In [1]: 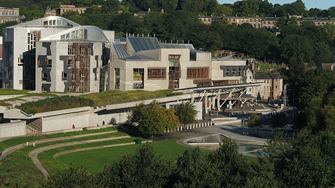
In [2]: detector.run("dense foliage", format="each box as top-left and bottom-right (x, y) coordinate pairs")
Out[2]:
(45, 129), (335, 187)
(18, 96), (94, 114)
(1, 1), (334, 67)
(127, 100), (180, 140)
(175, 101), (197, 125)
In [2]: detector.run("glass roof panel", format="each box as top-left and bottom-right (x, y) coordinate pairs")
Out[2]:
(128, 37), (161, 52)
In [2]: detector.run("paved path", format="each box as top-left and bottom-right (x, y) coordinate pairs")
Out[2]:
(0, 130), (118, 161)
(29, 136), (130, 178)
(53, 140), (152, 160)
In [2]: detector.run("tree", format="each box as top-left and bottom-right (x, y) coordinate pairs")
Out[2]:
(98, 143), (171, 187)
(248, 113), (263, 134)
(44, 163), (99, 188)
(293, 69), (335, 108)
(127, 101), (179, 140)
(264, 130), (335, 187)
(270, 112), (287, 130)
(164, 108), (180, 139)
(175, 101), (197, 126)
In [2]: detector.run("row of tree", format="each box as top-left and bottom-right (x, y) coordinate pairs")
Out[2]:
(44, 128), (335, 188)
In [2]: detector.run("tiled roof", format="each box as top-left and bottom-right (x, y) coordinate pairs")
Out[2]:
(255, 72), (272, 79)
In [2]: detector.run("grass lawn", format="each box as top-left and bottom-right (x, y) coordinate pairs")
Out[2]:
(55, 138), (196, 173)
(80, 89), (182, 106)
(0, 126), (118, 150)
(39, 137), (142, 175)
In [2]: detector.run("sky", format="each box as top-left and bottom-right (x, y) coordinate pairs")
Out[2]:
(217, 0), (333, 10)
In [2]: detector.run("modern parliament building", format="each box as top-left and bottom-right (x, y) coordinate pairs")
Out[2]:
(2, 16), (267, 96)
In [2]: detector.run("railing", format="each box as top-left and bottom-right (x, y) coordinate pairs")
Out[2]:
(20, 110), (33, 117)
(27, 121), (42, 132)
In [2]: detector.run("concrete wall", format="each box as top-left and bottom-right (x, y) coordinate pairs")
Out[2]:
(42, 110), (90, 132)
(0, 121), (26, 138)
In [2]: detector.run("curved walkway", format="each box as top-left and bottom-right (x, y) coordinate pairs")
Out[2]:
(29, 136), (130, 178)
(53, 140), (152, 160)
(0, 130), (118, 161)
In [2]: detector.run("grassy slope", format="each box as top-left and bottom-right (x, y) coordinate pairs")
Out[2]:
(39, 137), (141, 175)
(0, 131), (130, 187)
(0, 126), (117, 151)
(55, 138), (203, 173)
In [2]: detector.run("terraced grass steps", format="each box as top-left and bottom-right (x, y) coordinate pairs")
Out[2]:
(0, 130), (119, 160)
(29, 136), (131, 178)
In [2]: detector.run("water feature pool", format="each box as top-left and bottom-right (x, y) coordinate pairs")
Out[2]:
(186, 134), (266, 156)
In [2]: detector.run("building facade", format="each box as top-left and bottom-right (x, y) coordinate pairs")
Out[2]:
(2, 16), (114, 92)
(200, 15), (335, 29)
(0, 7), (20, 24)
(253, 72), (283, 100)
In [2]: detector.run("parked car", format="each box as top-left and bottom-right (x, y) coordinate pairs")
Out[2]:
(283, 124), (294, 131)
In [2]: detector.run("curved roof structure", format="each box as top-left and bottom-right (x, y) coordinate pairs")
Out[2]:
(40, 26), (110, 43)
(8, 16), (80, 28)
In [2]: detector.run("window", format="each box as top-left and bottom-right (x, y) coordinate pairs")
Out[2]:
(84, 56), (90, 68)
(46, 59), (52, 67)
(276, 79), (278, 83)
(27, 32), (36, 51)
(76, 60), (80, 69)
(133, 68), (144, 89)
(62, 72), (68, 81)
(88, 48), (92, 55)
(168, 55), (180, 67)
(238, 69), (241, 76)
(246, 19), (248, 23)
(81, 47), (85, 55)
(148, 68), (166, 79)
(67, 59), (73, 68)
(115, 68), (120, 89)
(232, 69), (235, 76)
(80, 71), (85, 81)
(68, 45), (73, 54)
(41, 72), (47, 81)
(187, 67), (209, 79)
(276, 86), (278, 89)
(204, 18), (206, 21)
(226, 69), (230, 76)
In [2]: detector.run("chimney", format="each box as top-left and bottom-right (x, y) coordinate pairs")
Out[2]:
(148, 34), (149, 37)
(154, 34), (155, 37)
(171, 40), (172, 44)
(182, 40), (184, 44)
(188, 40), (190, 44)
(165, 40), (167, 43)
(177, 40), (178, 44)
(137, 33), (139, 37)
(126, 32), (128, 38)
(142, 34), (144, 37)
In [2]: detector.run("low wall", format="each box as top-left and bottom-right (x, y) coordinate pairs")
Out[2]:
(0, 95), (25, 100)
(0, 121), (26, 138)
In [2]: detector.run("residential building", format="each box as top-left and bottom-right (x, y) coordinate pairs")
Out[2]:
(200, 15), (335, 29)
(254, 72), (283, 99)
(0, 7), (20, 24)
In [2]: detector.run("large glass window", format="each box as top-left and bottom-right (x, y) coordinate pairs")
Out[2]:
(133, 68), (144, 89)
(168, 55), (180, 67)
(115, 68), (120, 89)
(148, 68), (166, 79)
(187, 67), (209, 79)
